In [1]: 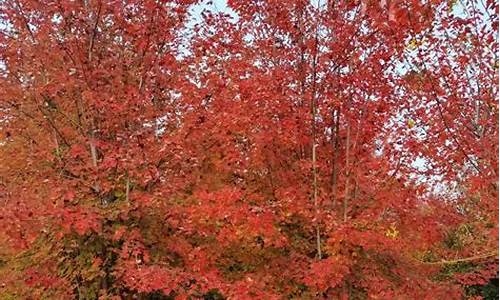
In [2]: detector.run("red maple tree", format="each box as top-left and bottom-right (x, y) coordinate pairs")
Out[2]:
(0, 0), (497, 299)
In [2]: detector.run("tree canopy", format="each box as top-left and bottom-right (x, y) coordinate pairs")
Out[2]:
(0, 0), (498, 299)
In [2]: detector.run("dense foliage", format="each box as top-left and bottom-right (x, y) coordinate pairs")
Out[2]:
(0, 0), (498, 299)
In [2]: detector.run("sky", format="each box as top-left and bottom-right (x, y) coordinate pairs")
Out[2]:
(187, 0), (236, 27)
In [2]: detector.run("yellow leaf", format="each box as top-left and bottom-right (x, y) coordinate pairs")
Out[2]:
(385, 224), (399, 239)
(407, 38), (418, 50)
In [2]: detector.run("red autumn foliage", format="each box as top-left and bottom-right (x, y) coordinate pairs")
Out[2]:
(0, 0), (497, 299)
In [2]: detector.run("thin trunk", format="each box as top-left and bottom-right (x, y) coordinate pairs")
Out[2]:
(475, 99), (483, 137)
(87, 2), (102, 63)
(125, 175), (130, 203)
(343, 121), (351, 223)
(138, 75), (144, 92)
(312, 143), (321, 259)
(354, 177), (359, 200)
(87, 3), (101, 194)
(89, 128), (98, 168)
(331, 109), (340, 207)
(349, 106), (363, 211)
(53, 129), (60, 158)
(311, 23), (322, 259)
(90, 120), (100, 195)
